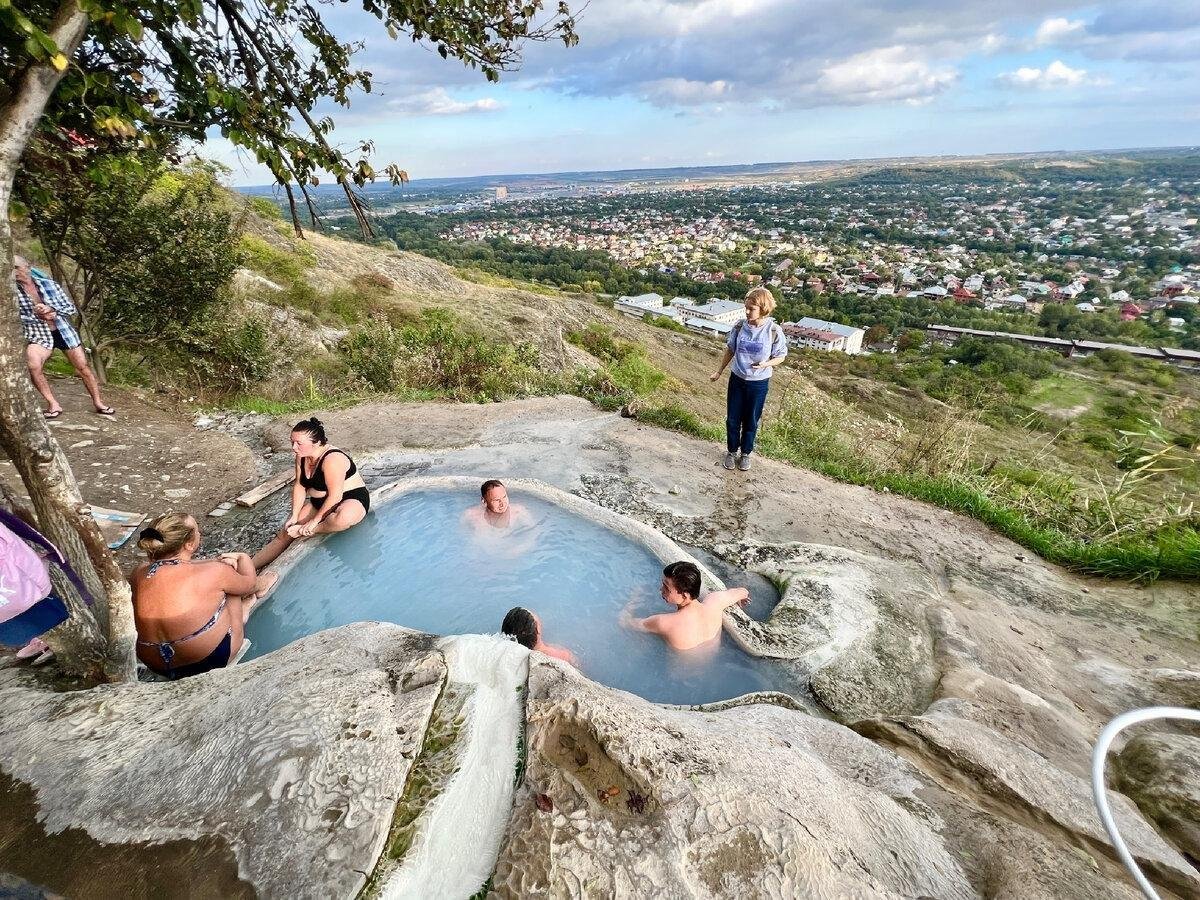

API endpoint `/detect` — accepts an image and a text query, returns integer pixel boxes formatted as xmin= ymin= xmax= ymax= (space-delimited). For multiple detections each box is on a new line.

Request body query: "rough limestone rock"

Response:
xmin=924 ymin=605 xmax=1096 ymax=777
xmin=0 ymin=624 xmax=444 ymax=899
xmin=1115 ymin=732 xmax=1200 ymax=864
xmin=491 ymin=657 xmax=979 ymax=899
xmin=7 ymin=398 xmax=1197 ymax=899
xmin=711 ymin=542 xmax=939 ymax=723
xmin=856 ymin=712 xmax=1200 ymax=898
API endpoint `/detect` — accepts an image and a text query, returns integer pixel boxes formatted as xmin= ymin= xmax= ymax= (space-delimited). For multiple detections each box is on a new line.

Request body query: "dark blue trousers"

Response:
xmin=726 ymin=373 xmax=770 ymax=455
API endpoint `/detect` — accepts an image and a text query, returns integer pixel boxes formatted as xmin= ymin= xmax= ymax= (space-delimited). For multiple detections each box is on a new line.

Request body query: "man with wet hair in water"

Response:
xmin=620 ymin=561 xmax=749 ymax=651
xmin=501 ymin=606 xmax=576 ymax=665
xmin=463 ymin=479 xmax=535 ymax=531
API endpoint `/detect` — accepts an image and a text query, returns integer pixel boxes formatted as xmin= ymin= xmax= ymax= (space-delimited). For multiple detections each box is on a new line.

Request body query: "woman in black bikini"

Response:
xmin=252 ymin=417 xmax=371 ymax=570
xmin=131 ymin=513 xmax=276 ymax=679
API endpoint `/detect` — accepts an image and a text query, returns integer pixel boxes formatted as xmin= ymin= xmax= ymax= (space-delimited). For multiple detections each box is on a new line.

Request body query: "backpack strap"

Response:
xmin=0 ymin=506 xmax=95 ymax=606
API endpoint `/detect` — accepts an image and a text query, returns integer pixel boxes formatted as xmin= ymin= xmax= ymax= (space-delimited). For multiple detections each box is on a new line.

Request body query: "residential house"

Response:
xmin=784 ymin=317 xmax=866 ymax=354
xmin=782 ymin=323 xmax=847 ymax=352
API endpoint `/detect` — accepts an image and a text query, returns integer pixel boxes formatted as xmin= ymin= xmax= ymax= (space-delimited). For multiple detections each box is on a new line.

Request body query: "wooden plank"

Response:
xmin=234 ymin=469 xmax=295 ymax=508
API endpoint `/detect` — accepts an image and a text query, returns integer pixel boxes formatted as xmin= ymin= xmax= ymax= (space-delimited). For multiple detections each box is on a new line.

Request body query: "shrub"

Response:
xmin=646 ymin=313 xmax=687 ymax=333
xmin=239 ymin=233 xmax=313 ymax=284
xmin=179 ymin=312 xmax=277 ymax=393
xmin=248 ymin=196 xmax=284 ymax=221
xmin=340 ymin=310 xmax=548 ymax=401
xmin=340 ymin=318 xmax=406 ymax=391
xmin=570 ymin=375 xmax=624 ymax=410
xmin=352 ymin=271 xmax=396 ymax=294
xmin=608 ymin=352 xmax=667 ymax=396
xmin=565 ymin=323 xmax=668 ymax=397
xmin=1093 ymin=348 xmax=1133 ymax=373
xmin=566 ymin=323 xmax=635 ymax=364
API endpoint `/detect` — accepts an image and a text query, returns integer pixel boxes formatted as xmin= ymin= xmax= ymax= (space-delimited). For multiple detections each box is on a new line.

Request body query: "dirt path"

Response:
xmin=0 ymin=375 xmax=259 ymax=567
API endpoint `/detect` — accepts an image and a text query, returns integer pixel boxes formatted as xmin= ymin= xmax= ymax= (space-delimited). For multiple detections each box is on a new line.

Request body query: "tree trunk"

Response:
xmin=77 ymin=312 xmax=106 ymax=383
xmin=0 ymin=0 xmax=136 ymax=682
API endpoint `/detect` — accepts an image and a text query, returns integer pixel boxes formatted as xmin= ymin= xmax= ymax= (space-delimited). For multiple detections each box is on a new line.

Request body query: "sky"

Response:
xmin=204 ymin=0 xmax=1200 ymax=186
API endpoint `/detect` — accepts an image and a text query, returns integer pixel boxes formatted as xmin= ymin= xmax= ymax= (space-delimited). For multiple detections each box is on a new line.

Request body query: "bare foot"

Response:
xmin=285 ymin=523 xmax=304 ymax=539
xmin=254 ymin=571 xmax=280 ymax=601
xmin=241 ymin=571 xmax=280 ymax=623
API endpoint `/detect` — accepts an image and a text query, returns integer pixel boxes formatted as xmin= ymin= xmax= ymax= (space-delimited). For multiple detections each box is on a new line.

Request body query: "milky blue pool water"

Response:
xmin=244 ymin=488 xmax=797 ymax=705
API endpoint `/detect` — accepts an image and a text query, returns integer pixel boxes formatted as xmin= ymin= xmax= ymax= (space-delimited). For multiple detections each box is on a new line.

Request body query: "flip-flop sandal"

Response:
xmin=43 ymin=410 xmax=63 ymax=420
xmin=95 ymin=406 xmax=116 ymax=416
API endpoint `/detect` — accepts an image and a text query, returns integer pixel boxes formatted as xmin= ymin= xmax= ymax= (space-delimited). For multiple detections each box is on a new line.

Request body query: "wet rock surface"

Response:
xmin=0 ymin=625 xmax=444 ymax=899
xmin=5 ymin=395 xmax=1200 ymax=898
xmin=492 ymin=657 xmax=979 ymax=899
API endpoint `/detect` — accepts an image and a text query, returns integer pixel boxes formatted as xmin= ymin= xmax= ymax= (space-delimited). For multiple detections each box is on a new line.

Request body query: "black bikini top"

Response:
xmin=298 ymin=448 xmax=357 ymax=493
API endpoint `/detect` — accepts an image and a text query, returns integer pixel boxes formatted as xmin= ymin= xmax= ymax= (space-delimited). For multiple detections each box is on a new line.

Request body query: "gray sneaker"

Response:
xmin=723 ymin=452 xmax=737 ymax=470
xmin=737 ymin=453 xmax=752 ymax=471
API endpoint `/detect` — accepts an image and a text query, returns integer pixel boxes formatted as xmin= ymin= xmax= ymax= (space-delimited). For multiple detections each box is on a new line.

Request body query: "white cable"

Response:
xmin=1091 ymin=706 xmax=1200 ymax=900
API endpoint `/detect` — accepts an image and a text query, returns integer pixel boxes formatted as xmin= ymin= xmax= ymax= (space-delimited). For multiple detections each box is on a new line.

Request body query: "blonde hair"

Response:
xmin=137 ymin=512 xmax=197 ymax=560
xmin=745 ymin=286 xmax=776 ymax=317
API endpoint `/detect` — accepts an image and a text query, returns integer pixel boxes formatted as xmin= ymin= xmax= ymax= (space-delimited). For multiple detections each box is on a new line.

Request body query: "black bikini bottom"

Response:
xmin=153 ymin=632 xmax=233 ymax=680
xmin=311 ymin=486 xmax=371 ymax=519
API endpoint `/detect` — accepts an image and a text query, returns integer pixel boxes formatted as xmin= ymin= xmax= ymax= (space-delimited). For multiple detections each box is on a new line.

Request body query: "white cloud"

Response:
xmin=997 ymin=59 xmax=1105 ymax=89
xmin=638 ymin=78 xmax=730 ymax=107
xmin=815 ymin=46 xmax=958 ymax=105
xmin=385 ymin=88 xmax=504 ymax=116
xmin=1035 ymin=17 xmax=1085 ymax=46
xmin=979 ymin=33 xmax=1009 ymax=55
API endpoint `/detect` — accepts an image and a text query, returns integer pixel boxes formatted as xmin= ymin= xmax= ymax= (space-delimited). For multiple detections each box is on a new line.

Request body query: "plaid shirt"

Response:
xmin=15 ymin=268 xmax=81 ymax=350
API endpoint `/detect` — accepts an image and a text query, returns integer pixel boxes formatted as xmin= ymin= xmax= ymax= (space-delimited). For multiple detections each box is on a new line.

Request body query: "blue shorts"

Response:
xmin=0 ymin=592 xmax=69 ymax=647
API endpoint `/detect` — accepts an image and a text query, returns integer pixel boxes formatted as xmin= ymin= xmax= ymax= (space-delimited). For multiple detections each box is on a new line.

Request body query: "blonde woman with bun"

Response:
xmin=131 ymin=513 xmax=275 ymax=679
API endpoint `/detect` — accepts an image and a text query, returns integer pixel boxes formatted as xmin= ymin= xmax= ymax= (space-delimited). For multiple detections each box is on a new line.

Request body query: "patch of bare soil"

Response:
xmin=0 ymin=376 xmax=259 ymax=568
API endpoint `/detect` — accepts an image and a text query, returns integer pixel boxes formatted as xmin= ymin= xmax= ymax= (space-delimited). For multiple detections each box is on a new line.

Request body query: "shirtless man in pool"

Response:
xmin=462 ymin=480 xmax=536 ymax=532
xmin=619 ymin=561 xmax=750 ymax=651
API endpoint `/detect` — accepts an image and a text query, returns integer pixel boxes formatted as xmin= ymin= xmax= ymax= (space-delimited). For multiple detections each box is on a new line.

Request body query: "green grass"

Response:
xmin=456 ymin=266 xmax=560 ymax=296
xmin=1025 ymin=374 xmax=1101 ymax=414
xmin=767 ymin=437 xmax=1199 ymax=583
xmin=627 ymin=398 xmax=1199 ymax=583
xmin=43 ymin=355 xmax=75 ymax=377
xmin=638 ymin=402 xmax=723 ymax=441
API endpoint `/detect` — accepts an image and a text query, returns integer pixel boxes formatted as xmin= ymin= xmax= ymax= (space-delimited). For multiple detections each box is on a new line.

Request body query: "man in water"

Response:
xmin=463 ymin=479 xmax=535 ymax=531
xmin=501 ymin=607 xmax=577 ymax=666
xmin=620 ymin=561 xmax=749 ymax=651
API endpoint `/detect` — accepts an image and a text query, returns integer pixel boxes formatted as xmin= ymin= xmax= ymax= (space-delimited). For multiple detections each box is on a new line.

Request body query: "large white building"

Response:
xmin=781 ymin=317 xmax=865 ymax=354
xmin=614 ymin=293 xmax=744 ymax=339
xmin=614 ymin=293 xmax=667 ymax=318
xmin=669 ymin=297 xmax=746 ymax=325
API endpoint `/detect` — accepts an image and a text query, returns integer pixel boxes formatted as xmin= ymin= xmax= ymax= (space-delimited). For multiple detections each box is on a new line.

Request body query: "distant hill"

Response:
xmin=236 ymin=146 xmax=1200 ymax=205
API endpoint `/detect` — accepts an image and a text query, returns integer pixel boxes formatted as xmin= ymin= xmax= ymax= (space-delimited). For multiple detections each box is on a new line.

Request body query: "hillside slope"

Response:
xmin=242 ymin=214 xmax=795 ymax=425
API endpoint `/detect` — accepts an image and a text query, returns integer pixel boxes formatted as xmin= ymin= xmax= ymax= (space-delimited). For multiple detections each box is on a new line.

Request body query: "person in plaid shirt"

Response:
xmin=13 ymin=255 xmax=113 ymax=419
